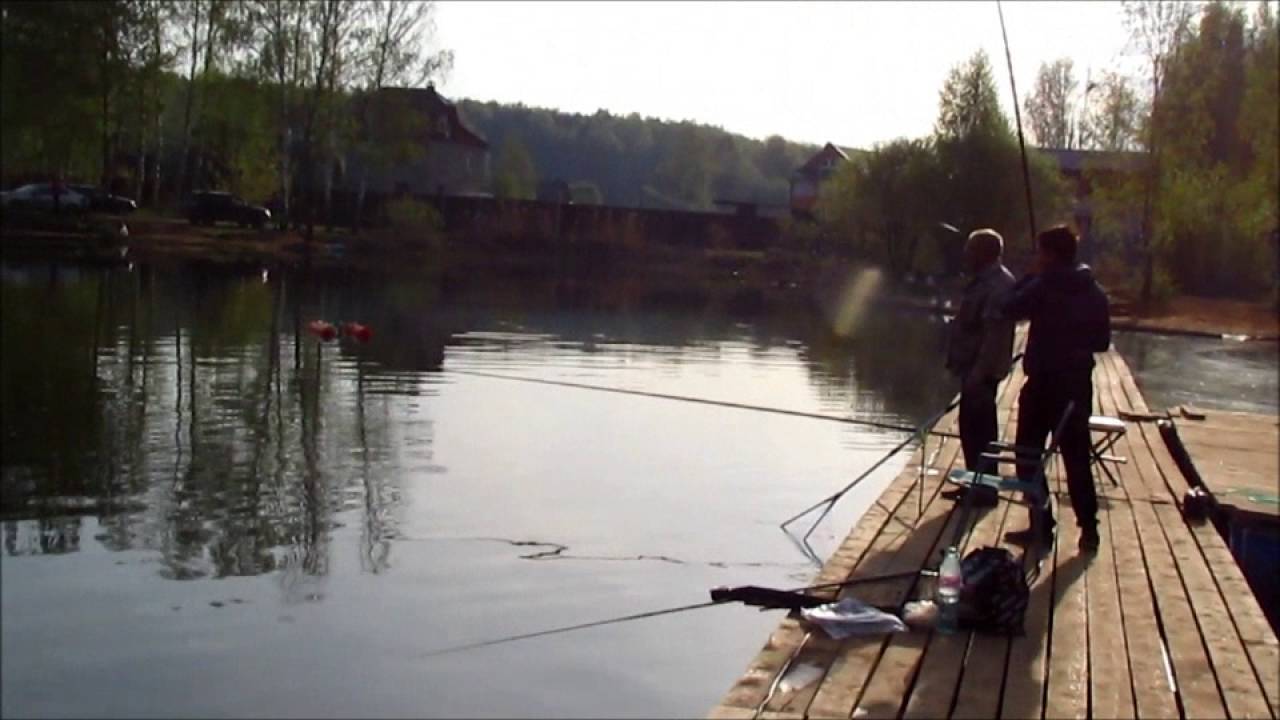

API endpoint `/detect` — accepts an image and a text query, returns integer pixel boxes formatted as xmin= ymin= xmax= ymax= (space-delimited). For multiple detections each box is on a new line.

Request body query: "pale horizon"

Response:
xmin=434 ymin=1 xmax=1158 ymax=149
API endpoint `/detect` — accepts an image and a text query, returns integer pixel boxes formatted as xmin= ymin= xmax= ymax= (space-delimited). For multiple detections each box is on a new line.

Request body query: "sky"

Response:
xmin=431 ymin=1 xmax=1147 ymax=149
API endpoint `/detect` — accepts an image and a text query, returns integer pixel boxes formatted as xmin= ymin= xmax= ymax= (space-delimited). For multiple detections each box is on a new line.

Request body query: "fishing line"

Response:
xmin=419 ymin=569 xmax=927 ymax=658
xmin=997 ymin=0 xmax=1038 ymax=242
xmin=450 ymin=369 xmax=960 ymax=439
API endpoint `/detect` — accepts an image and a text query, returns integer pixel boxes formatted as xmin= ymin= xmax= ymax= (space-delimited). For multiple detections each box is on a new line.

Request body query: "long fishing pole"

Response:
xmin=450 ymin=369 xmax=960 ymax=439
xmin=419 ymin=568 xmax=928 ymax=658
xmin=997 ymin=0 xmax=1038 ymax=243
xmin=780 ymin=393 xmax=960 ymax=545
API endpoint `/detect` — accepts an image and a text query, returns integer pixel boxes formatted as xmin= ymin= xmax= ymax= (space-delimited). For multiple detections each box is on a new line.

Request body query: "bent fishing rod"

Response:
xmin=997 ymin=0 xmax=1037 ymax=242
xmin=450 ymin=369 xmax=961 ymax=439
xmin=419 ymin=568 xmax=928 ymax=658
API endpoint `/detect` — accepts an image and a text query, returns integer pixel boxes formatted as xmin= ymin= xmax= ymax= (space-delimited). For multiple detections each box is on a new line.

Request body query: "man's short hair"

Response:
xmin=1037 ymin=225 xmax=1078 ymax=264
xmin=967 ymin=228 xmax=1004 ymax=260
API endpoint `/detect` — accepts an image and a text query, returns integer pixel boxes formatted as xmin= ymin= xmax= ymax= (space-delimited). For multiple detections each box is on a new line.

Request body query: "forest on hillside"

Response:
xmin=456 ymin=100 xmax=818 ymax=211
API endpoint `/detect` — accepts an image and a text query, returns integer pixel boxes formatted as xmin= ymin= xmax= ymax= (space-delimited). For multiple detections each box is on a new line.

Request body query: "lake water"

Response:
xmin=1 ymin=260 xmax=957 ymax=718
xmin=1114 ymin=331 xmax=1279 ymax=415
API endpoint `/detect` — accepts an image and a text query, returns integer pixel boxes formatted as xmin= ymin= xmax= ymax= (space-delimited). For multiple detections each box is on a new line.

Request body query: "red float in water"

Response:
xmin=343 ymin=322 xmax=372 ymax=343
xmin=306 ymin=320 xmax=337 ymax=341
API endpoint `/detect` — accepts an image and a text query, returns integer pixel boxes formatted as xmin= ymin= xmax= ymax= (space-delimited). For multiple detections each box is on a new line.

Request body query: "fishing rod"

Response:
xmin=419 ymin=568 xmax=929 ymax=658
xmin=779 ymin=350 xmax=1024 ymax=552
xmin=450 ymin=369 xmax=961 ymax=439
xmin=780 ymin=393 xmax=960 ymax=547
xmin=997 ymin=0 xmax=1038 ymax=243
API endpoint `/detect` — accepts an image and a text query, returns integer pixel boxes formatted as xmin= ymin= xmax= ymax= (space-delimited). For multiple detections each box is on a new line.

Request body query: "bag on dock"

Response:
xmin=958 ymin=546 xmax=1029 ymax=635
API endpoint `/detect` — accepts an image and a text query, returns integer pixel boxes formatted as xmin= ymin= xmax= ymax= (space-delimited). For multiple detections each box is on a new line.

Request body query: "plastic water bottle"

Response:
xmin=936 ymin=546 xmax=964 ymax=634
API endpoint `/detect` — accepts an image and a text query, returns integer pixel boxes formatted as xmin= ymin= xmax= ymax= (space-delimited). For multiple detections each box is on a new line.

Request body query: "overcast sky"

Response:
xmin=432 ymin=1 xmax=1154 ymax=149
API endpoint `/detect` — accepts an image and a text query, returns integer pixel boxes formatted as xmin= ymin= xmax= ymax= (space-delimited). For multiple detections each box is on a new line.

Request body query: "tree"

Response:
xmin=817 ymin=138 xmax=945 ymax=275
xmin=350 ymin=1 xmax=453 ymax=230
xmin=935 ymin=50 xmax=1010 ymax=141
xmin=1024 ymin=58 xmax=1079 ymax=149
xmin=121 ymin=0 xmax=178 ymax=206
xmin=494 ymin=134 xmax=537 ymax=200
xmin=296 ymin=0 xmax=364 ymax=241
xmin=1122 ymin=0 xmax=1197 ymax=303
xmin=933 ymin=50 xmax=1065 ymax=258
xmin=0 ymin=2 xmax=101 ymax=180
xmin=1079 ymin=71 xmax=1142 ymax=151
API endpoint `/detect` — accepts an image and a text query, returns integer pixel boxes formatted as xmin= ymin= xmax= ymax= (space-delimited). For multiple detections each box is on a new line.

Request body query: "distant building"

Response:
xmin=789 ymin=143 xmax=853 ymax=217
xmin=1036 ymin=148 xmax=1146 ymax=260
xmin=347 ymin=85 xmax=491 ymax=198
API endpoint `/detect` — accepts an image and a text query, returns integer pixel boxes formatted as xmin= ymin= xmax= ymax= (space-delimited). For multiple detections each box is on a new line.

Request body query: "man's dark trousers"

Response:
xmin=1014 ymin=371 xmax=1098 ymax=529
xmin=959 ymin=379 xmax=1000 ymax=475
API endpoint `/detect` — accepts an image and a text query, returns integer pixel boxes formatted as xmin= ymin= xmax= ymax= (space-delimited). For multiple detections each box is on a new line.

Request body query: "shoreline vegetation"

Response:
xmin=3 ymin=211 xmax=1274 ymax=342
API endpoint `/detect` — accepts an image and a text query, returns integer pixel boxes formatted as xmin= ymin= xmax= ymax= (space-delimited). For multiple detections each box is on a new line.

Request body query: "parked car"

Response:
xmin=69 ymin=185 xmax=137 ymax=215
xmin=0 ymin=183 xmax=89 ymax=211
xmin=185 ymin=191 xmax=271 ymax=228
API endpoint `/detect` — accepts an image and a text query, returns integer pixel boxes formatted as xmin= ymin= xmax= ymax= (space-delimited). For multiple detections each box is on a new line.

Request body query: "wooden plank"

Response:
xmin=947 ymin=391 xmax=1030 ymax=720
xmin=801 ymin=370 xmax=1026 ymax=719
xmin=899 ymin=476 xmax=1015 ymax=719
xmin=1041 ymin=469 xmax=1091 ymax=720
xmin=1087 ymin=356 xmax=1182 ymax=718
xmin=1081 ymin=360 xmax=1138 ymax=720
xmin=816 ymin=364 xmax=1027 ymax=720
xmin=845 ymin=497 xmax=977 ymax=720
xmin=716 ymin=412 xmax=961 ymax=713
xmin=1100 ymin=354 xmax=1229 ymax=719
xmin=1108 ymin=351 xmax=1280 ymax=717
xmin=787 ymin=440 xmax=963 ymax=717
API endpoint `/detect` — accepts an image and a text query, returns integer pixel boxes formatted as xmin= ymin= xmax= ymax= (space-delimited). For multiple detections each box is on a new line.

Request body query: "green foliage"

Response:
xmin=457 ymin=101 xmax=815 ymax=211
xmin=1025 ymin=58 xmax=1079 ymax=149
xmin=816 ymin=138 xmax=944 ymax=274
xmin=1111 ymin=0 xmax=1280 ymax=298
xmin=815 ymin=49 xmax=1069 ymax=278
xmin=494 ymin=133 xmax=538 ymax=200
xmin=385 ymin=196 xmax=443 ymax=245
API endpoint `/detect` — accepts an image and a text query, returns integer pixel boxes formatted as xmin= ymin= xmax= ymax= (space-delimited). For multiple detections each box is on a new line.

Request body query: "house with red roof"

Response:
xmin=789 ymin=142 xmax=853 ymax=217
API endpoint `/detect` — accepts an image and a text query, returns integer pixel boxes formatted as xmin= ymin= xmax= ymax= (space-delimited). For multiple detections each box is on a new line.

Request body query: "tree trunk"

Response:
xmin=176 ymin=6 xmax=201 ymax=199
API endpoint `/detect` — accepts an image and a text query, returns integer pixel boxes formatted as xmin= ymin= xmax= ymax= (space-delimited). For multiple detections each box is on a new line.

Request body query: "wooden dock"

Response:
xmin=709 ymin=338 xmax=1279 ymax=720
xmin=1174 ymin=409 xmax=1279 ymax=524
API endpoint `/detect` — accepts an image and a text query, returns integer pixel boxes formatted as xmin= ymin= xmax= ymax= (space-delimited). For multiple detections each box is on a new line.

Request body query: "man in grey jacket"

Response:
xmin=943 ymin=229 xmax=1016 ymax=499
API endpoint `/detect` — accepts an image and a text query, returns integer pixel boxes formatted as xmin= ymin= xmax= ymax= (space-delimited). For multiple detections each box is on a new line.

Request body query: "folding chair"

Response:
xmin=943 ymin=400 xmax=1077 ymax=557
xmin=1087 ymin=415 xmax=1127 ymax=487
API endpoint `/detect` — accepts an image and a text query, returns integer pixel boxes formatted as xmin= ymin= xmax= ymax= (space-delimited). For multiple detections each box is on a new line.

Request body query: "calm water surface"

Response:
xmin=1 ymin=260 xmax=955 ymax=718
xmin=1115 ymin=331 xmax=1279 ymax=415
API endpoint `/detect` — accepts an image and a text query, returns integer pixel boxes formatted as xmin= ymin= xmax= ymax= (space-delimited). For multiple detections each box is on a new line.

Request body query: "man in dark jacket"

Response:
xmin=943 ymin=229 xmax=1016 ymax=499
xmin=1000 ymin=225 xmax=1110 ymax=552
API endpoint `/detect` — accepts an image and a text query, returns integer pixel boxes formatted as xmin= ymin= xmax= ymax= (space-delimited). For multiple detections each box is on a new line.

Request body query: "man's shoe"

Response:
xmin=941 ymin=488 xmax=967 ymax=502
xmin=1079 ymin=526 xmax=1100 ymax=553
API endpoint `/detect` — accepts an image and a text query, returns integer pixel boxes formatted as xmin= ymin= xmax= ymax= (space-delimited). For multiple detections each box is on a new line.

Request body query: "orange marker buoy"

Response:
xmin=306 ymin=320 xmax=337 ymax=341
xmin=342 ymin=322 xmax=372 ymax=343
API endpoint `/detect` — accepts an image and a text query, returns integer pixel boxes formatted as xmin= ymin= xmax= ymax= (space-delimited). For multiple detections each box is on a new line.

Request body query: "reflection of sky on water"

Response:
xmin=1114 ymin=332 xmax=1279 ymax=415
xmin=2 ymin=260 xmax=955 ymax=718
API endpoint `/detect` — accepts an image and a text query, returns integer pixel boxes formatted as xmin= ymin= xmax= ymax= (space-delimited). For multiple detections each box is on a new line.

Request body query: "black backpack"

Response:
xmin=957 ymin=546 xmax=1029 ymax=635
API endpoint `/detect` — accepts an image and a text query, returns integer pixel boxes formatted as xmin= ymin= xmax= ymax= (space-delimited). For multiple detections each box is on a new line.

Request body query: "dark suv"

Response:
xmin=186 ymin=191 xmax=271 ymax=228
xmin=70 ymin=185 xmax=137 ymax=215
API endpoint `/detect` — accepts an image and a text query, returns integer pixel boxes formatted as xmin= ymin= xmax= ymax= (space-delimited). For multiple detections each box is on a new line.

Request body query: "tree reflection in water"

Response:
xmin=1 ymin=259 xmax=962 ymax=595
